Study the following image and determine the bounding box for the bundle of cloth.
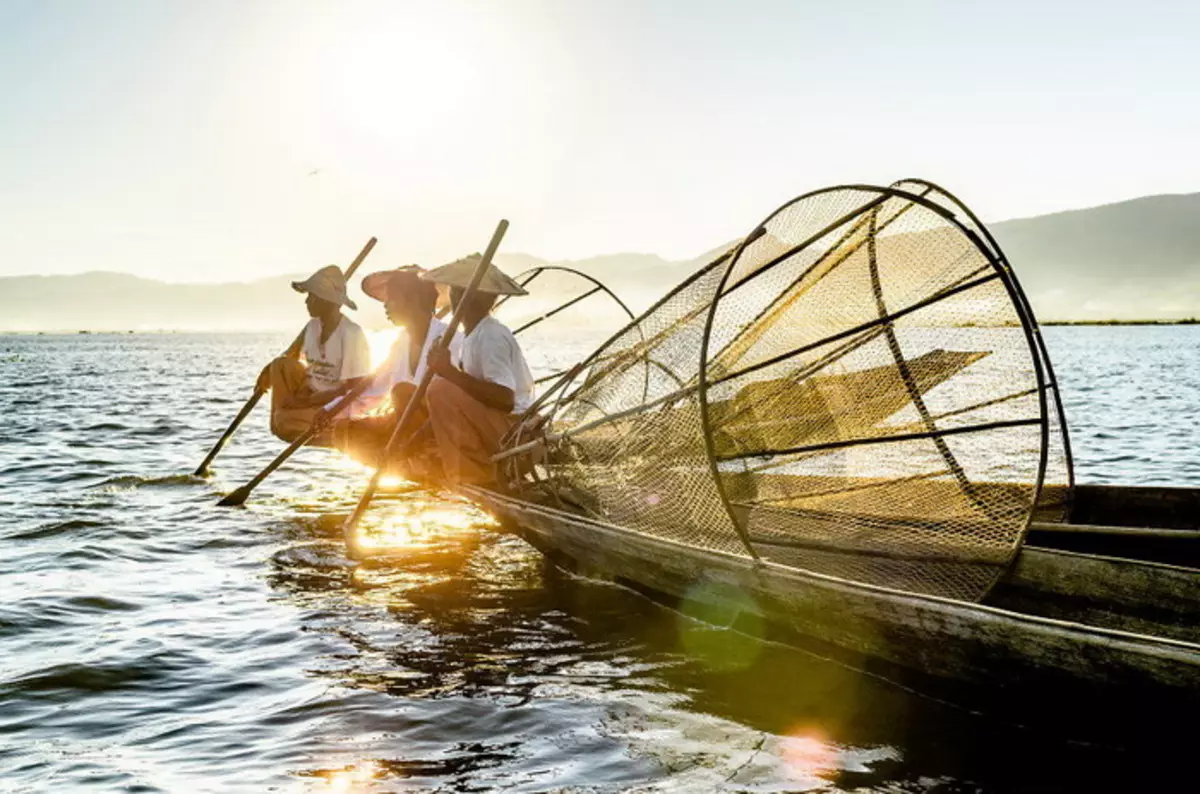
[257,255,534,487]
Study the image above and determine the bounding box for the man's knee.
[271,421,301,443]
[270,407,311,442]
[426,377,460,414]
[391,381,417,408]
[259,356,286,388]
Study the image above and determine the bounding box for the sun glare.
[358,516,419,550]
[314,4,494,173]
[366,328,400,371]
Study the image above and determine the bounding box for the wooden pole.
[342,220,509,556]
[194,237,377,476]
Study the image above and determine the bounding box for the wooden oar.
[195,237,378,476]
[343,220,510,557]
[216,375,375,506]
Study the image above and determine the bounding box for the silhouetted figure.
[257,265,370,442]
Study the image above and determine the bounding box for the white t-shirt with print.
[302,315,371,392]
[454,315,535,415]
[356,318,460,414]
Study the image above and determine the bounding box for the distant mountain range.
[1,192,1197,331]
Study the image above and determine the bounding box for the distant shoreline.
[1041,318,1197,326]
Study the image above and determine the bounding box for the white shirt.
[455,315,535,415]
[356,318,460,414]
[301,315,371,392]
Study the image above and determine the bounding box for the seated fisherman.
[420,255,533,485]
[257,265,371,442]
[332,266,459,464]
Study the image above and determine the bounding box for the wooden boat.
[450,183,1199,741]
[462,480,1200,740]
[318,181,1194,741]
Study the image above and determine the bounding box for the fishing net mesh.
[890,179,1074,523]
[532,261,749,554]
[517,186,1058,602]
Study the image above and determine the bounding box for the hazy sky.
[2,0,1198,282]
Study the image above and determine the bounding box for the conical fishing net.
[508,185,1064,602]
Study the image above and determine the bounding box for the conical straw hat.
[360,266,433,304]
[420,254,528,296]
[291,265,358,310]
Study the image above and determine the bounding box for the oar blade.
[217,487,253,507]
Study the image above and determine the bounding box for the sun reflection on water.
[353,495,496,552]
[319,760,383,791]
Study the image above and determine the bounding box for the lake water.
[1,327,1196,792]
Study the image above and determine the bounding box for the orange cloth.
[260,356,322,442]
[425,376,515,485]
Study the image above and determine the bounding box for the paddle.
[342,220,510,557]
[215,376,374,506]
[195,237,378,476]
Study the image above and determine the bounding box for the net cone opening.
[502,184,1073,602]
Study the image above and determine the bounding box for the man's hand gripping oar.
[195,237,377,476]
[341,220,509,559]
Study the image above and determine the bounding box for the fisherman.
[257,265,371,442]
[331,266,459,465]
[420,254,533,486]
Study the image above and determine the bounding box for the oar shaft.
[195,236,377,475]
[219,428,315,503]
[195,390,266,475]
[343,220,510,545]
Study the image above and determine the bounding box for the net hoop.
[890,178,1075,520]
[696,184,1053,600]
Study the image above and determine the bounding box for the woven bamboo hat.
[292,265,357,310]
[361,266,436,305]
[420,254,528,296]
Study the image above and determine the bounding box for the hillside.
[990,194,1200,321]
[0,193,1196,331]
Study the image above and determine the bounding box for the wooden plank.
[1070,484,1200,530]
[1030,521,1200,539]
[997,548,1200,643]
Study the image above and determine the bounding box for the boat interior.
[996,483,1200,644]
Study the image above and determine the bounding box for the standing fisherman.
[257,265,371,442]
[332,266,459,465]
[420,254,533,485]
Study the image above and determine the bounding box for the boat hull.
[464,486,1200,738]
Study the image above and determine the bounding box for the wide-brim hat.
[361,266,437,305]
[420,254,528,296]
[292,264,357,310]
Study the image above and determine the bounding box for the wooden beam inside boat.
[1068,484,1200,530]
